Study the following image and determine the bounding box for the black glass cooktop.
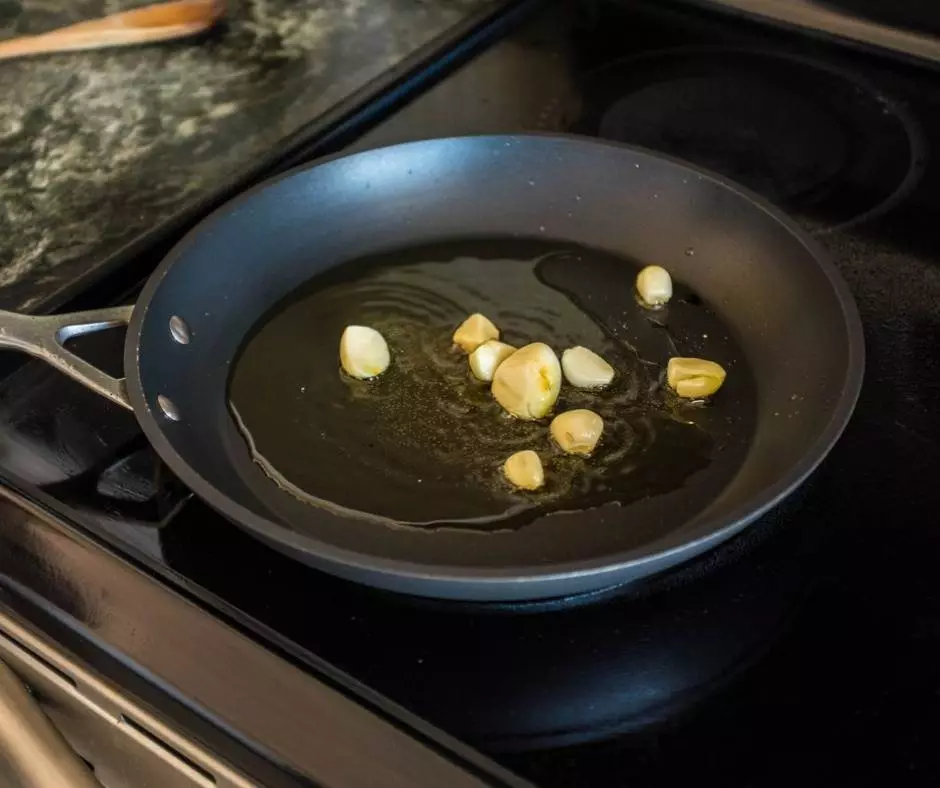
[3,1,940,785]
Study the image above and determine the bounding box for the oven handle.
[0,659,102,787]
[0,306,134,411]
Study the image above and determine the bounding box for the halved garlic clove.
[469,340,516,382]
[550,409,604,456]
[667,357,727,398]
[503,450,544,491]
[453,313,499,353]
[561,346,615,389]
[339,325,390,379]
[491,342,562,420]
[636,265,673,307]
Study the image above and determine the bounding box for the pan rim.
[124,133,865,594]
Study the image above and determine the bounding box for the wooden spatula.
[0,0,225,62]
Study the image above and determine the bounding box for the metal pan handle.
[0,307,134,411]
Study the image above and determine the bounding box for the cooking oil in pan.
[228,240,756,530]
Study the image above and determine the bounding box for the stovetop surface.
[2,1,940,785]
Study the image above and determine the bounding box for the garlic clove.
[636,265,673,307]
[561,346,615,389]
[503,450,544,491]
[666,357,727,398]
[550,409,604,456]
[453,313,499,353]
[469,340,516,382]
[491,342,562,420]
[339,325,390,379]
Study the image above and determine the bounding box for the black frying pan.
[0,135,863,601]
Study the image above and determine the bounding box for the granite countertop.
[0,0,493,311]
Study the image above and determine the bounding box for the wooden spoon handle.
[0,0,225,61]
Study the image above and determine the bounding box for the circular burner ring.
[574,47,927,234]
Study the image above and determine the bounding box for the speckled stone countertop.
[0,0,493,310]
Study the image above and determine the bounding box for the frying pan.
[0,135,863,601]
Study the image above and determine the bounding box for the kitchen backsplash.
[0,0,491,310]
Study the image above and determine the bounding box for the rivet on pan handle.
[0,307,134,411]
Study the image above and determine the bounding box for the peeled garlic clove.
[550,409,604,456]
[561,346,615,389]
[503,450,544,491]
[667,357,727,398]
[469,340,516,382]
[491,342,561,420]
[636,265,673,307]
[339,325,390,379]
[453,313,499,353]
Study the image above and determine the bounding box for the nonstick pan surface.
[0,136,864,600]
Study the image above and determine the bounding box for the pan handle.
[0,307,134,411]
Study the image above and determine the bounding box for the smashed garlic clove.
[550,409,604,456]
[561,346,615,389]
[636,265,673,307]
[667,357,727,399]
[491,342,562,420]
[503,450,545,491]
[469,340,516,382]
[339,325,390,379]
[453,313,499,353]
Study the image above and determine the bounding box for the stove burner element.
[600,75,846,205]
[576,48,925,232]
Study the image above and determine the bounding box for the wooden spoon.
[0,0,225,62]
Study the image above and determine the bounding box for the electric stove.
[2,0,940,785]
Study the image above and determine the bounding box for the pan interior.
[227,238,757,534]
